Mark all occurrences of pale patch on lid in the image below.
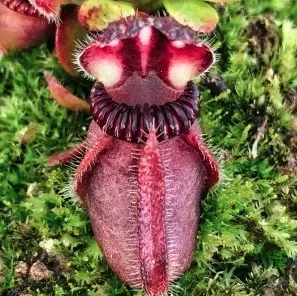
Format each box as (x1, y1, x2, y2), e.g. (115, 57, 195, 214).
(89, 59, 123, 87)
(168, 62, 196, 89)
(172, 40, 186, 48)
(139, 26, 152, 46)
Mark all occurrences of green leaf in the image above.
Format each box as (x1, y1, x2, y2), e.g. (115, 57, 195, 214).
(78, 0, 135, 30)
(163, 0, 219, 33)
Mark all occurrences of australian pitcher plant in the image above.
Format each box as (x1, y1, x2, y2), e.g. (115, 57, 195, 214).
(1, 0, 238, 295)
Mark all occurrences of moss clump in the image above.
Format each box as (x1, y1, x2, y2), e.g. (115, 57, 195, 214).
(1, 0, 297, 295)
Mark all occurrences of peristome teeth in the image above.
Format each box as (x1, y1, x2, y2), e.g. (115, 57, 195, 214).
(89, 82, 199, 143)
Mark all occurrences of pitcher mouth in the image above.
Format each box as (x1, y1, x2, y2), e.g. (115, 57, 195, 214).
(89, 81, 199, 143)
(1, 0, 39, 16)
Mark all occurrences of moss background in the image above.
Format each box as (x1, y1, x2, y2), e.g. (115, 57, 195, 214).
(1, 0, 297, 295)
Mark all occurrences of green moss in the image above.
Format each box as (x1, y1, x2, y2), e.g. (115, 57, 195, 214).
(1, 0, 297, 295)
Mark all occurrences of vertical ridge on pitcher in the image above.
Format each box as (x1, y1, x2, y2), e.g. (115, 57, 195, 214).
(137, 130, 169, 295)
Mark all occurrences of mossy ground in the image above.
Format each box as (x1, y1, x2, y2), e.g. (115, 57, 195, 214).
(1, 0, 297, 295)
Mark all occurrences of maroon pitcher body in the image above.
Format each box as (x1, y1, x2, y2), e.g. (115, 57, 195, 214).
(49, 15, 220, 295)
